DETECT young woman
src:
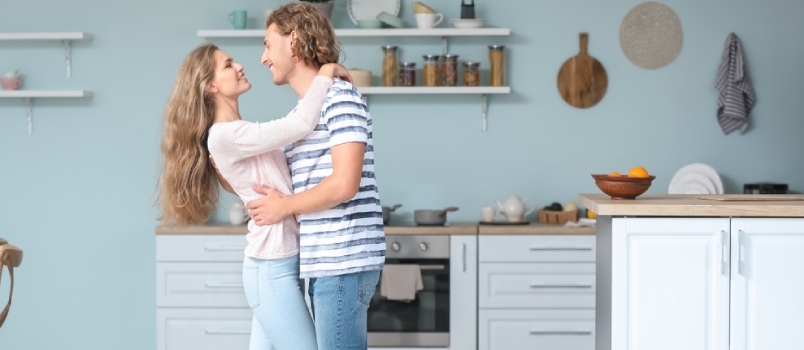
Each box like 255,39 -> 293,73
158,43 -> 350,350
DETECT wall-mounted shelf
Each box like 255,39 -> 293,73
0,32 -> 92,77
0,90 -> 93,134
197,28 -> 510,38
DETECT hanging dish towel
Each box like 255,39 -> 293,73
380,264 -> 423,302
715,33 -> 756,135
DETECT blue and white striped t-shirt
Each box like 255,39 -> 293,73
284,78 -> 386,278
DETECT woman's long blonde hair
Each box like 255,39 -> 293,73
158,43 -> 221,226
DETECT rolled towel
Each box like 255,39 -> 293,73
715,33 -> 756,135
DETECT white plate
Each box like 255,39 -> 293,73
450,19 -> 485,28
348,0 -> 400,26
669,163 -> 723,194
681,182 -> 710,195
675,173 -> 716,195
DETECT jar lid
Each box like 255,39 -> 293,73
488,45 -> 505,50
381,45 -> 398,51
422,54 -> 441,61
442,54 -> 459,59
399,62 -> 417,67
463,61 -> 481,67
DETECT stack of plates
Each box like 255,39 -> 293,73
668,163 -> 724,195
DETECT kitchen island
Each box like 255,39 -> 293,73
579,194 -> 804,350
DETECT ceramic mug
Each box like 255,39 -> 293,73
0,77 -> 21,91
229,10 -> 248,30
229,202 -> 249,225
415,13 -> 443,29
481,206 -> 497,222
410,1 -> 436,14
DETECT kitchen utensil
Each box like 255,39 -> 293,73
681,182 -> 709,195
348,0 -> 400,26
415,13 -> 443,29
557,33 -> 608,108
620,1 -> 683,69
414,207 -> 459,226
671,172 -> 716,195
481,206 -> 497,222
410,1 -> 436,14
696,194 -> 804,201
358,19 -> 383,29
460,0 -> 475,19
496,195 -> 534,222
449,18 -> 484,28
592,174 -> 656,200
0,77 -> 21,91
0,239 -> 22,328
382,204 -> 402,224
228,10 -> 248,30
229,202 -> 248,225
348,69 -> 372,86
376,11 -> 404,28
669,163 -> 723,194
744,182 -> 788,194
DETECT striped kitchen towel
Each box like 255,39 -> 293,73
715,33 -> 756,135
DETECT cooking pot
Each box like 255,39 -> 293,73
414,207 -> 459,226
382,204 -> 402,225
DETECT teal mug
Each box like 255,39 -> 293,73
229,10 -> 247,30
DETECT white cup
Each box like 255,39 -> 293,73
415,13 -> 443,29
229,202 -> 249,225
481,206 -> 497,222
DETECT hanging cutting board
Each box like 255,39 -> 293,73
557,33 -> 608,108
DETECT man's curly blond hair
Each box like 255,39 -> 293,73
266,3 -> 341,67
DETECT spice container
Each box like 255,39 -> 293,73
422,54 -> 440,87
399,62 -> 416,87
488,45 -> 505,86
381,45 -> 398,87
441,54 -> 459,86
463,61 -> 480,86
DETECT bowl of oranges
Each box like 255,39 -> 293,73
592,167 -> 655,200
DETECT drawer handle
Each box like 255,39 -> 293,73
529,283 -> 593,289
204,245 -> 245,251
205,283 -> 244,289
205,329 -> 250,335
529,246 -> 592,251
530,330 -> 592,336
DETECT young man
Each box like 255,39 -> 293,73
246,3 -> 386,349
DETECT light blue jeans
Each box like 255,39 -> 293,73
308,270 -> 381,350
242,255 -> 318,350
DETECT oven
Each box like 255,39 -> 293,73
367,234 -> 477,349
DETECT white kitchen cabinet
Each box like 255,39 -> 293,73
479,310 -> 595,350
157,308 -> 252,350
450,235 -> 478,350
610,217 -> 731,350
479,263 -> 595,309
729,218 -> 804,350
156,262 -> 248,308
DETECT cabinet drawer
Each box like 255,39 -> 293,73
157,235 -> 246,262
157,308 -> 252,350
157,263 -> 248,308
479,310 -> 594,350
479,235 -> 595,263
479,263 -> 595,309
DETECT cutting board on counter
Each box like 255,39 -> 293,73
696,194 -> 804,201
557,32 -> 608,108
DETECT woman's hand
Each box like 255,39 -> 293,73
319,63 -> 353,83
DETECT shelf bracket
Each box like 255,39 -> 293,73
481,94 -> 488,132
62,40 -> 72,78
25,97 -> 33,134
441,36 -> 448,55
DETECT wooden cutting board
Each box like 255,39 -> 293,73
696,194 -> 804,201
557,33 -> 608,108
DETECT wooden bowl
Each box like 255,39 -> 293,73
591,174 -> 656,200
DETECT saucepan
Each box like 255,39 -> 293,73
382,204 -> 402,225
414,207 -> 459,226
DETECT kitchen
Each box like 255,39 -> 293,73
1,0 -> 804,349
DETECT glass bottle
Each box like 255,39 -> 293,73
441,54 -> 459,86
399,62 -> 416,87
463,61 -> 480,86
488,45 -> 505,86
381,45 -> 398,87
422,54 -> 441,87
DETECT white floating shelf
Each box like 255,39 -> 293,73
0,32 -> 91,40
359,86 -> 510,95
0,90 -> 93,98
197,28 -> 510,38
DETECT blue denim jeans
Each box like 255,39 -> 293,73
242,255 -> 318,350
308,270 -> 381,350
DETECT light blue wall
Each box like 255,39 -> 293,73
1,0 -> 802,347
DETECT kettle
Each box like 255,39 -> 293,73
460,0 -> 475,19
0,238 -> 22,328
496,195 -> 534,223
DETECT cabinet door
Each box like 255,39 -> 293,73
479,310 -> 595,350
157,308 -> 252,350
450,235 -> 478,350
730,218 -> 804,350
612,218 -> 730,350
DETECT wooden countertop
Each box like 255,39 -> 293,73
155,222 -> 594,235
579,193 -> 804,217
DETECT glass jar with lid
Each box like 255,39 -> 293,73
441,54 -> 459,86
399,62 -> 416,87
463,61 -> 480,86
488,45 -> 505,86
381,45 -> 398,87
422,54 -> 441,87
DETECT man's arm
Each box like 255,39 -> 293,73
247,142 -> 365,225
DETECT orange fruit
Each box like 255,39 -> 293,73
608,171 -> 622,177
628,166 -> 650,178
